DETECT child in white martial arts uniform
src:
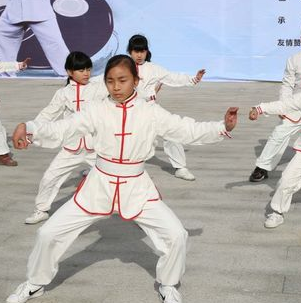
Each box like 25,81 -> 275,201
25,51 -> 107,224
91,35 -> 204,181
0,58 -> 30,166
0,0 -> 69,76
128,34 -> 206,181
7,55 -> 238,303
250,93 -> 301,228
249,50 -> 301,182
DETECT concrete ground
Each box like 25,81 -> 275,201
1,79 -> 301,303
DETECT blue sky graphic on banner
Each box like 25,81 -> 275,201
0,0 -> 300,80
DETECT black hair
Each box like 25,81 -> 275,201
104,54 -> 138,82
65,51 -> 92,71
126,34 -> 152,62
64,51 -> 92,84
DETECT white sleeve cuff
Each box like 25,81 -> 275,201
219,121 -> 232,138
26,121 -> 36,135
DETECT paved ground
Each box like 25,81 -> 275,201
1,79 -> 301,303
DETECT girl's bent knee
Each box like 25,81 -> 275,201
170,228 -> 188,246
37,226 -> 56,243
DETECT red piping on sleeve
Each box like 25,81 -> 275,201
282,115 -> 301,123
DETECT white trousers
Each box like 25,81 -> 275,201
0,16 -> 69,76
0,118 -> 10,155
35,148 -> 96,212
256,118 -> 301,171
27,199 -> 188,286
163,140 -> 186,169
270,151 -> 301,214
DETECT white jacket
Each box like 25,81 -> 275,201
256,93 -> 301,149
136,61 -> 200,101
279,51 -> 301,122
90,62 -> 200,101
34,80 -> 107,153
2,0 -> 56,24
26,92 -> 230,219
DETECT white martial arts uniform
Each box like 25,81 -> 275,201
136,61 -> 201,169
91,63 -> 200,169
255,51 -> 301,171
256,93 -> 301,213
25,91 -> 230,287
0,61 -> 20,155
0,0 -> 69,76
32,79 -> 107,212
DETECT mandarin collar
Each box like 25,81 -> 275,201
109,91 -> 137,106
69,79 -> 89,86
136,61 -> 146,66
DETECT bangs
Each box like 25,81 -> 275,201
129,36 -> 149,52
65,51 -> 93,71
132,43 -> 148,52
72,58 -> 93,70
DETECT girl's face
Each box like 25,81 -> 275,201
130,50 -> 147,65
67,68 -> 91,85
105,65 -> 138,103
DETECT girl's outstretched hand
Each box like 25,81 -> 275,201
249,107 -> 258,120
225,107 -> 239,132
18,57 -> 31,70
13,123 -> 29,149
196,69 -> 206,81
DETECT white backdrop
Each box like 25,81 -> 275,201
108,0 -> 301,81
1,0 -> 301,80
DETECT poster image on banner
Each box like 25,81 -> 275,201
1,0 -> 301,81
0,0 -> 118,78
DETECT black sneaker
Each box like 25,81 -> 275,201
249,166 -> 268,182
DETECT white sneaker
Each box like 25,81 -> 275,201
159,285 -> 182,303
6,281 -> 44,303
264,212 -> 284,228
25,210 -> 49,224
175,168 -> 195,181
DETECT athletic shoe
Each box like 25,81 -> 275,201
249,166 -> 268,182
175,168 -> 195,181
264,212 -> 284,228
159,285 -> 182,303
6,281 -> 44,303
25,210 -> 49,224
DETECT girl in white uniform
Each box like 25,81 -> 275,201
25,52 -> 107,225
127,34 -> 206,181
250,93 -> 301,228
0,58 -> 29,166
7,55 -> 238,303
249,51 -> 301,182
